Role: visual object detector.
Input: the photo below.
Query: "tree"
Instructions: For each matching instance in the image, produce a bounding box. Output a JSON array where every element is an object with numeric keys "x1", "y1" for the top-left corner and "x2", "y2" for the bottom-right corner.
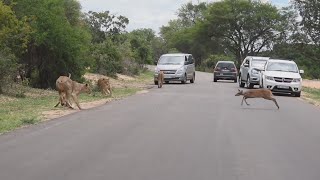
[
  {"x1": 177, "y1": 2, "x2": 207, "y2": 27},
  {"x1": 91, "y1": 39, "x2": 122, "y2": 77},
  {"x1": 12, "y1": 0, "x2": 91, "y2": 88},
  {"x1": 202, "y1": 0, "x2": 282, "y2": 65},
  {"x1": 294, "y1": 0, "x2": 320, "y2": 45},
  {"x1": 0, "y1": 2, "x2": 31, "y2": 93},
  {"x1": 85, "y1": 11, "x2": 129, "y2": 43}
]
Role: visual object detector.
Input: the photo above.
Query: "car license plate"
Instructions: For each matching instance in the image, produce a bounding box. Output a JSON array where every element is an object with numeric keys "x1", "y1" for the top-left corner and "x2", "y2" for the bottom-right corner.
[{"x1": 278, "y1": 85, "x2": 289, "y2": 89}]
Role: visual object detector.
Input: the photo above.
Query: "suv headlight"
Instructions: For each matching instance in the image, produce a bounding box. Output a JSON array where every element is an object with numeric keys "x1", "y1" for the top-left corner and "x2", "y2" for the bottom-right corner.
[
  {"x1": 251, "y1": 69, "x2": 259, "y2": 75},
  {"x1": 266, "y1": 76, "x2": 274, "y2": 81},
  {"x1": 176, "y1": 66, "x2": 185, "y2": 75},
  {"x1": 293, "y1": 78, "x2": 301, "y2": 82}
]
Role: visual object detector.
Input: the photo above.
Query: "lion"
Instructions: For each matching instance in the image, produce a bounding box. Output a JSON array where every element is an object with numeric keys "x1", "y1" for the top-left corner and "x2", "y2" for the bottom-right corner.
[
  {"x1": 158, "y1": 71, "x2": 164, "y2": 88},
  {"x1": 55, "y1": 74, "x2": 91, "y2": 110},
  {"x1": 97, "y1": 77, "x2": 112, "y2": 96}
]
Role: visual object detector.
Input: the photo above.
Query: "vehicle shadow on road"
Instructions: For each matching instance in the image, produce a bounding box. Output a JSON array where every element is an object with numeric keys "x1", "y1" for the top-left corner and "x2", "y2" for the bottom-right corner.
[{"x1": 240, "y1": 107, "x2": 279, "y2": 111}]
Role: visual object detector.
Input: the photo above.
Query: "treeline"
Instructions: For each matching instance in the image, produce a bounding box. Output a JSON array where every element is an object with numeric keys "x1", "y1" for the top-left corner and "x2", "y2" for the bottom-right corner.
[
  {"x1": 1, "y1": 0, "x2": 320, "y2": 93},
  {"x1": 0, "y1": 0, "x2": 167, "y2": 92},
  {"x1": 160, "y1": 0, "x2": 320, "y2": 79}
]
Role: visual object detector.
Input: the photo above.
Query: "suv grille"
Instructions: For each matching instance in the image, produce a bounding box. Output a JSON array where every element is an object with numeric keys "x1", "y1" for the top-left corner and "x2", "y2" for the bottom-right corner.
[
  {"x1": 162, "y1": 70, "x2": 176, "y2": 74},
  {"x1": 274, "y1": 77, "x2": 293, "y2": 83}
]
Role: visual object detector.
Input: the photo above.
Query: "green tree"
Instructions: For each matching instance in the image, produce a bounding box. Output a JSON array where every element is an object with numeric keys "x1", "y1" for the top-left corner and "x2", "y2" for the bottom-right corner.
[
  {"x1": 177, "y1": 2, "x2": 207, "y2": 27},
  {"x1": 0, "y1": 2, "x2": 31, "y2": 93},
  {"x1": 85, "y1": 11, "x2": 129, "y2": 43},
  {"x1": 91, "y1": 39, "x2": 122, "y2": 77},
  {"x1": 202, "y1": 0, "x2": 282, "y2": 65},
  {"x1": 12, "y1": 0, "x2": 91, "y2": 88},
  {"x1": 294, "y1": 0, "x2": 320, "y2": 45}
]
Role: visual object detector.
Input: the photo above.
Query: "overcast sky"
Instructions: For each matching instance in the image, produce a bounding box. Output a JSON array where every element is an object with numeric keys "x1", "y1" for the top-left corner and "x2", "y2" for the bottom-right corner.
[{"x1": 78, "y1": 0, "x2": 290, "y2": 34}]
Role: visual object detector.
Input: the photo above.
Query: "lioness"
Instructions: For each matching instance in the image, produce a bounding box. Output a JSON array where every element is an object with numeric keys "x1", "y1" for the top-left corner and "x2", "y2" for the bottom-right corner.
[
  {"x1": 158, "y1": 71, "x2": 164, "y2": 88},
  {"x1": 97, "y1": 77, "x2": 112, "y2": 96},
  {"x1": 55, "y1": 74, "x2": 91, "y2": 110}
]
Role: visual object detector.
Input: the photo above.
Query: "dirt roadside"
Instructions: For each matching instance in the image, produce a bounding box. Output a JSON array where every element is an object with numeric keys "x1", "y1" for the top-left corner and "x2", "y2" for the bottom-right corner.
[{"x1": 302, "y1": 79, "x2": 320, "y2": 89}]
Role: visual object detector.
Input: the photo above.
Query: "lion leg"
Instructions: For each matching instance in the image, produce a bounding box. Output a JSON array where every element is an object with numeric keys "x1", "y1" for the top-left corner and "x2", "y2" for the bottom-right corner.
[
  {"x1": 72, "y1": 93, "x2": 82, "y2": 110},
  {"x1": 65, "y1": 90, "x2": 74, "y2": 109}
]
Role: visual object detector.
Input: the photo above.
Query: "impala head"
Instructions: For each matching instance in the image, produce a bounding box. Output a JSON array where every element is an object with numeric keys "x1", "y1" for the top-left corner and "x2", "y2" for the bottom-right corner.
[{"x1": 235, "y1": 89, "x2": 244, "y2": 96}]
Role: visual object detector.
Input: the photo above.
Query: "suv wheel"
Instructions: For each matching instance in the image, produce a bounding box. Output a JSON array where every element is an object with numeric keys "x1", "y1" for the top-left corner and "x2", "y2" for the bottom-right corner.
[
  {"x1": 247, "y1": 75, "x2": 254, "y2": 89},
  {"x1": 294, "y1": 91, "x2": 301, "y2": 97},
  {"x1": 239, "y1": 75, "x2": 245, "y2": 87}
]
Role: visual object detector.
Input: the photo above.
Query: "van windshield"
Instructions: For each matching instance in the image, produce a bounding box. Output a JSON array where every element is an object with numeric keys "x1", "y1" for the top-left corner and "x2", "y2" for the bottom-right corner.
[
  {"x1": 266, "y1": 62, "x2": 298, "y2": 73},
  {"x1": 158, "y1": 56, "x2": 185, "y2": 65}
]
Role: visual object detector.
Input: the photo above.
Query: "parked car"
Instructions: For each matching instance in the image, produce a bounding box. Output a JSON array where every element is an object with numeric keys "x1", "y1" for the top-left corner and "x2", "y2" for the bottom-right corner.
[
  {"x1": 213, "y1": 61, "x2": 237, "y2": 82},
  {"x1": 239, "y1": 56, "x2": 270, "y2": 88},
  {"x1": 154, "y1": 53, "x2": 195, "y2": 84},
  {"x1": 260, "y1": 59, "x2": 304, "y2": 97}
]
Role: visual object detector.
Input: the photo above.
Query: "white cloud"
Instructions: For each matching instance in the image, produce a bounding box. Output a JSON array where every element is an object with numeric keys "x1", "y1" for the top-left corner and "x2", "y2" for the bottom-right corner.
[{"x1": 78, "y1": 0, "x2": 214, "y2": 34}]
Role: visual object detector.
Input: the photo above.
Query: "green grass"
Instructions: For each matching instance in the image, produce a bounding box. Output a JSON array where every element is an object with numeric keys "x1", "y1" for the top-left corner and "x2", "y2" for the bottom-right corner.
[
  {"x1": 303, "y1": 87, "x2": 320, "y2": 102},
  {"x1": 0, "y1": 71, "x2": 153, "y2": 134}
]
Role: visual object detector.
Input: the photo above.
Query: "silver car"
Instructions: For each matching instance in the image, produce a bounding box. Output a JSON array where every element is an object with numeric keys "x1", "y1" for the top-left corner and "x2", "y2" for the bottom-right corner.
[
  {"x1": 239, "y1": 56, "x2": 270, "y2": 88},
  {"x1": 154, "y1": 53, "x2": 196, "y2": 84}
]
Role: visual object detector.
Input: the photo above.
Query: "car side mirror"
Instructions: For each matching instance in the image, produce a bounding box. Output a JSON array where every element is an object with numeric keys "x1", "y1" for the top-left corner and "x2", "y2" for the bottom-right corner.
[
  {"x1": 299, "y1": 70, "x2": 304, "y2": 74},
  {"x1": 244, "y1": 63, "x2": 249, "y2": 67}
]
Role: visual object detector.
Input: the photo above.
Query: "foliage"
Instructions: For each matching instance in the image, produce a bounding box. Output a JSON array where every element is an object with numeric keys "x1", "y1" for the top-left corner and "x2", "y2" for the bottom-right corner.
[
  {"x1": 177, "y1": 2, "x2": 207, "y2": 27},
  {"x1": 0, "y1": 48, "x2": 17, "y2": 94},
  {"x1": 202, "y1": 0, "x2": 282, "y2": 65},
  {"x1": 11, "y1": 0, "x2": 91, "y2": 88},
  {"x1": 197, "y1": 54, "x2": 235, "y2": 72},
  {"x1": 84, "y1": 10, "x2": 129, "y2": 43},
  {"x1": 293, "y1": 0, "x2": 320, "y2": 45},
  {"x1": 90, "y1": 39, "x2": 122, "y2": 77}
]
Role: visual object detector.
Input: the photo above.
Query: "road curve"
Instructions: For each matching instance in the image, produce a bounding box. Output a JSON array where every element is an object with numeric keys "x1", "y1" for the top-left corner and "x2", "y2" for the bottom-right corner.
[{"x1": 1, "y1": 71, "x2": 320, "y2": 180}]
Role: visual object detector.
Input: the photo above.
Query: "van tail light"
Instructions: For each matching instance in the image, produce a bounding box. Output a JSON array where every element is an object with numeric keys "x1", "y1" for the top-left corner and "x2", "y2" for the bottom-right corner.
[{"x1": 231, "y1": 68, "x2": 236, "y2": 72}]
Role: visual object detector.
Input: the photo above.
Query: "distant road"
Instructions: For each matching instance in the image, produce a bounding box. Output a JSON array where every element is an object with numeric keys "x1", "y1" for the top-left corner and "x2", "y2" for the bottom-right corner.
[{"x1": 1, "y1": 71, "x2": 320, "y2": 180}]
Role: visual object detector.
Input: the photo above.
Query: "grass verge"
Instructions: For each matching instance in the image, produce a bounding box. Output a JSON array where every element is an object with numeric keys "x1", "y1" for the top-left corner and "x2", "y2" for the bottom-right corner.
[
  {"x1": 0, "y1": 71, "x2": 153, "y2": 134},
  {"x1": 302, "y1": 87, "x2": 320, "y2": 106}
]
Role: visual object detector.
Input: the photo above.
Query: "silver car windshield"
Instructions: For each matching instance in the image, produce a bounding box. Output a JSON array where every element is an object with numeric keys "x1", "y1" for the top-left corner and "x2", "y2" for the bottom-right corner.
[
  {"x1": 251, "y1": 60, "x2": 267, "y2": 68},
  {"x1": 158, "y1": 56, "x2": 185, "y2": 65},
  {"x1": 266, "y1": 62, "x2": 298, "y2": 73}
]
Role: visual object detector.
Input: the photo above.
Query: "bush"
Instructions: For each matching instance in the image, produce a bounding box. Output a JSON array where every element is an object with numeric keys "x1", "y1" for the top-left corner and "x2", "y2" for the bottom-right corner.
[
  {"x1": 91, "y1": 39, "x2": 123, "y2": 77},
  {"x1": 0, "y1": 48, "x2": 17, "y2": 94}
]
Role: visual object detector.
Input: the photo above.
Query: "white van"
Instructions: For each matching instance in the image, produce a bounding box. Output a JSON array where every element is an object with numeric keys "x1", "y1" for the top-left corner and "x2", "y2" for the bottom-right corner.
[{"x1": 154, "y1": 53, "x2": 195, "y2": 84}]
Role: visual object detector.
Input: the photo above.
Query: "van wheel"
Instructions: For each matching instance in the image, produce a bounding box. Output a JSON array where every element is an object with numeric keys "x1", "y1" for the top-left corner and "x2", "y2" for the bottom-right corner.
[
  {"x1": 181, "y1": 74, "x2": 187, "y2": 84},
  {"x1": 239, "y1": 75, "x2": 245, "y2": 87},
  {"x1": 190, "y1": 73, "x2": 195, "y2": 83}
]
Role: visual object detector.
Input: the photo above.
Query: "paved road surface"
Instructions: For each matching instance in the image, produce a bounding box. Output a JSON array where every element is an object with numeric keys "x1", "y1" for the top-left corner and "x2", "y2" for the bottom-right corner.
[{"x1": 1, "y1": 72, "x2": 320, "y2": 180}]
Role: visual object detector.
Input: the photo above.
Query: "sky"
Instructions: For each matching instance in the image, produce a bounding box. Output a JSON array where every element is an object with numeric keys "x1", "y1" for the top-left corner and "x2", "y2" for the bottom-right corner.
[{"x1": 78, "y1": 0, "x2": 290, "y2": 34}]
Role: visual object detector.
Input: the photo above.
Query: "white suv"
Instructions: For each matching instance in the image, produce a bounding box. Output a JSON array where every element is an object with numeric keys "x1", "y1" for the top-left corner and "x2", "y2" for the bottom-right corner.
[{"x1": 260, "y1": 59, "x2": 304, "y2": 97}]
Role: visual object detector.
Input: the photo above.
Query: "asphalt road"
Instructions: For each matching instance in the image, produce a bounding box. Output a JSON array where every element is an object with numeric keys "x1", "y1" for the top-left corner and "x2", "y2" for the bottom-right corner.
[{"x1": 1, "y1": 71, "x2": 320, "y2": 180}]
